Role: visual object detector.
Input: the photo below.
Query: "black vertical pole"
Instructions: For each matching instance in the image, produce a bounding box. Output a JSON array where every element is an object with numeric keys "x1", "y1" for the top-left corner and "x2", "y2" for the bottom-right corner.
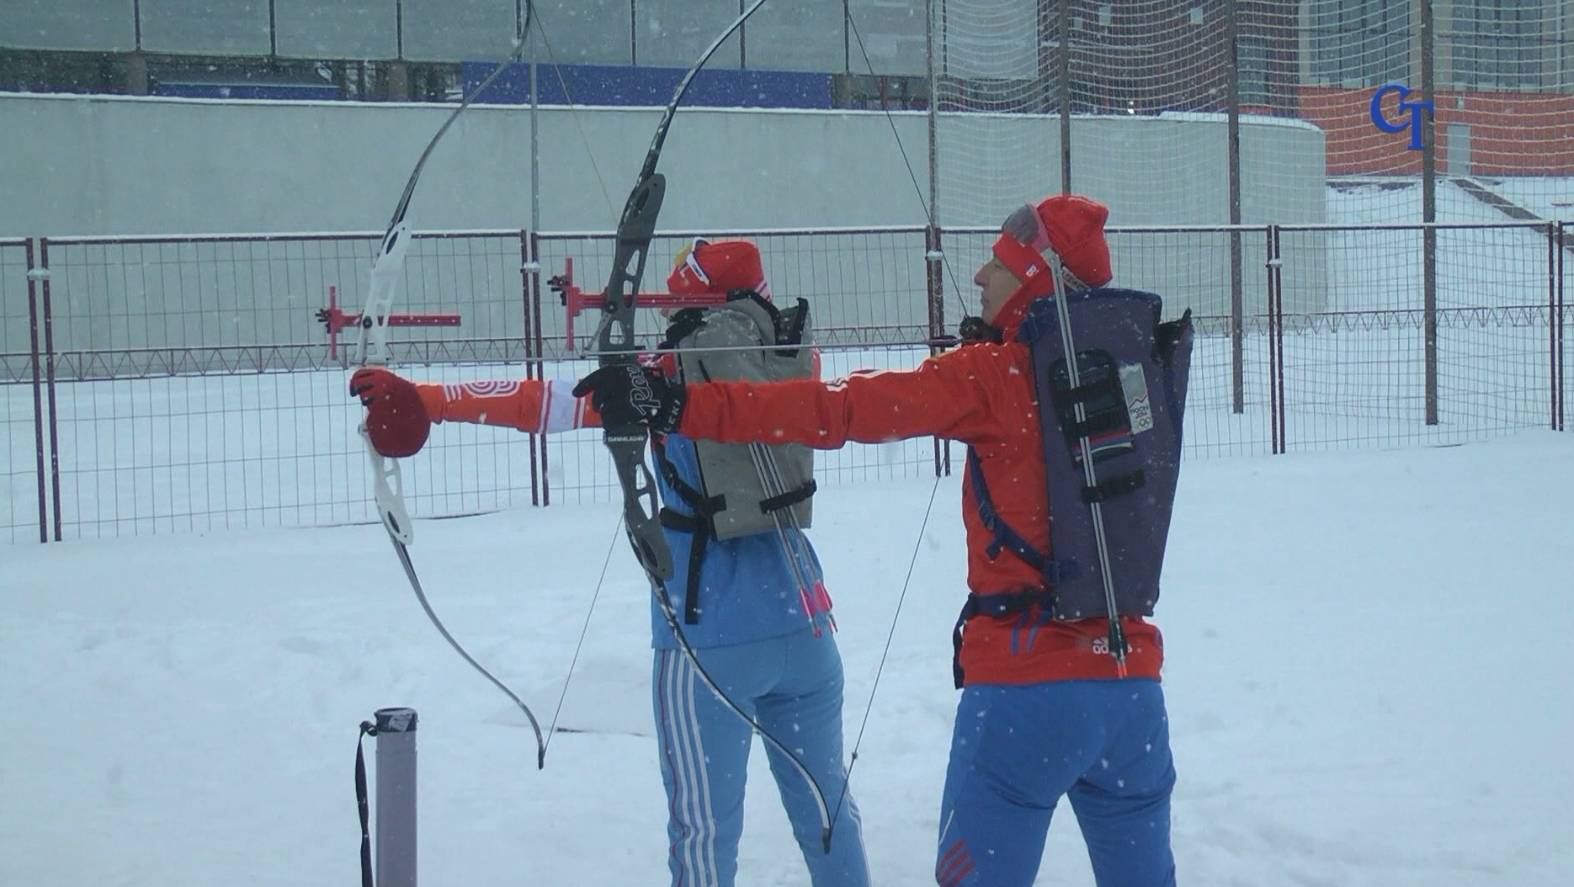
[
  {"x1": 521, "y1": 231, "x2": 539, "y2": 507},
  {"x1": 528, "y1": 31, "x2": 542, "y2": 506},
  {"x1": 1421, "y1": 0, "x2": 1438, "y2": 425},
  {"x1": 1559, "y1": 222, "x2": 1566, "y2": 432},
  {"x1": 1275, "y1": 225, "x2": 1286, "y2": 452},
  {"x1": 1058, "y1": 0, "x2": 1072, "y2": 192},
  {"x1": 843, "y1": 0, "x2": 851, "y2": 73},
  {"x1": 40, "y1": 239, "x2": 62, "y2": 540},
  {"x1": 927, "y1": 0, "x2": 949, "y2": 476},
  {"x1": 1226, "y1": 0, "x2": 1244, "y2": 414},
  {"x1": 531, "y1": 233, "x2": 550, "y2": 507},
  {"x1": 1555, "y1": 220, "x2": 1567, "y2": 430},
  {"x1": 1267, "y1": 226, "x2": 1286, "y2": 454},
  {"x1": 1550, "y1": 223, "x2": 1560, "y2": 431},
  {"x1": 26, "y1": 240, "x2": 47, "y2": 543}
]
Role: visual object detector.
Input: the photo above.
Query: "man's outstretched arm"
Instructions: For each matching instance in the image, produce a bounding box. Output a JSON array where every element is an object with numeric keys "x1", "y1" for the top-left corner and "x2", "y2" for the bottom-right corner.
[{"x1": 678, "y1": 352, "x2": 996, "y2": 448}]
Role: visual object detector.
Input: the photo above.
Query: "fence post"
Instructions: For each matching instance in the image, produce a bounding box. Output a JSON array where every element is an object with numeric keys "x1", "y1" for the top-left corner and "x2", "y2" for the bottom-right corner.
[
  {"x1": 373, "y1": 707, "x2": 418, "y2": 887},
  {"x1": 1058, "y1": 0, "x2": 1072, "y2": 191},
  {"x1": 1275, "y1": 226, "x2": 1286, "y2": 452},
  {"x1": 1266, "y1": 226, "x2": 1284, "y2": 454},
  {"x1": 521, "y1": 229, "x2": 540, "y2": 507},
  {"x1": 530, "y1": 231, "x2": 550, "y2": 506},
  {"x1": 1559, "y1": 222, "x2": 1566, "y2": 432},
  {"x1": 1420, "y1": 0, "x2": 1439, "y2": 426},
  {"x1": 1551, "y1": 223, "x2": 1559, "y2": 431},
  {"x1": 40, "y1": 238, "x2": 62, "y2": 540},
  {"x1": 1225, "y1": 0, "x2": 1245, "y2": 415},
  {"x1": 926, "y1": 224, "x2": 950, "y2": 477},
  {"x1": 25, "y1": 239, "x2": 48, "y2": 543},
  {"x1": 925, "y1": 2, "x2": 951, "y2": 479}
]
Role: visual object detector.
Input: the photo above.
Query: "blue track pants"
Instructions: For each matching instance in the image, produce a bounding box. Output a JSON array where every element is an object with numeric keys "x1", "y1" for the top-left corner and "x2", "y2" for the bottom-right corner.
[{"x1": 936, "y1": 680, "x2": 1176, "y2": 887}]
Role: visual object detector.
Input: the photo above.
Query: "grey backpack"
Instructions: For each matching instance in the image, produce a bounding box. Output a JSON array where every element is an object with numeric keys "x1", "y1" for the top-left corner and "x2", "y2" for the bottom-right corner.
[{"x1": 663, "y1": 291, "x2": 815, "y2": 540}]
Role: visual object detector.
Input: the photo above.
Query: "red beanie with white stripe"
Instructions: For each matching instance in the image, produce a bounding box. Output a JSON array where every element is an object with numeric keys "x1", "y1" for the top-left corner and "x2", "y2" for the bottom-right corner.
[
  {"x1": 992, "y1": 194, "x2": 1113, "y2": 300},
  {"x1": 667, "y1": 238, "x2": 772, "y2": 299}
]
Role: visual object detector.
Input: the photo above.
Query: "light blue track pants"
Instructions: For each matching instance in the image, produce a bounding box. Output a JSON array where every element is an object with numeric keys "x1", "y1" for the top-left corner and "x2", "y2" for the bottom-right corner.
[{"x1": 652, "y1": 628, "x2": 870, "y2": 887}]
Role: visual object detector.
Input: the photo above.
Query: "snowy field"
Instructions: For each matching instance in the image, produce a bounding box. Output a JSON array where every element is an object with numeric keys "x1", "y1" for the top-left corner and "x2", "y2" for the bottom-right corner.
[{"x1": 4, "y1": 430, "x2": 1572, "y2": 887}]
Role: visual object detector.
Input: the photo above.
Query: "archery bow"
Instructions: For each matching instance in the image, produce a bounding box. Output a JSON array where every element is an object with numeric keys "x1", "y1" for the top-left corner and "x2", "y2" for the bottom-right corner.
[
  {"x1": 354, "y1": 7, "x2": 547, "y2": 767},
  {"x1": 588, "y1": 0, "x2": 836, "y2": 852}
]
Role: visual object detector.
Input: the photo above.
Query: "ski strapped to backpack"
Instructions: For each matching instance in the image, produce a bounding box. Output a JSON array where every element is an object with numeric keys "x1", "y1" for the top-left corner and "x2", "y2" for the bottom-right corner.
[
  {"x1": 652, "y1": 289, "x2": 820, "y2": 625},
  {"x1": 953, "y1": 287, "x2": 1194, "y2": 686}
]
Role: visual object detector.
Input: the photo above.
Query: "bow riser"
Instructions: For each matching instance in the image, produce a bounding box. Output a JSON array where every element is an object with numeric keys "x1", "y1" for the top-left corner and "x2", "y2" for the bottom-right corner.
[
  {"x1": 354, "y1": 221, "x2": 413, "y2": 369},
  {"x1": 594, "y1": 173, "x2": 673, "y2": 579}
]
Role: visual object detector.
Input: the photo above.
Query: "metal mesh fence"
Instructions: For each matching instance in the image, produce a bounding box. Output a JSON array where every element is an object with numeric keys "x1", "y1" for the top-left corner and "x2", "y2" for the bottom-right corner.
[
  {"x1": 1276, "y1": 222, "x2": 1559, "y2": 450},
  {"x1": 532, "y1": 227, "x2": 936, "y2": 358},
  {"x1": 0, "y1": 223, "x2": 1566, "y2": 543},
  {"x1": 24, "y1": 232, "x2": 529, "y2": 380}
]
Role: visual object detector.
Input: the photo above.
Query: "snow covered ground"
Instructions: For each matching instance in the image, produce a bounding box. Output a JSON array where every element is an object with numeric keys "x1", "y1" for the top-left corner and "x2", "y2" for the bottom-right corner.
[
  {"x1": 1481, "y1": 176, "x2": 1574, "y2": 223},
  {"x1": 4, "y1": 430, "x2": 1571, "y2": 886}
]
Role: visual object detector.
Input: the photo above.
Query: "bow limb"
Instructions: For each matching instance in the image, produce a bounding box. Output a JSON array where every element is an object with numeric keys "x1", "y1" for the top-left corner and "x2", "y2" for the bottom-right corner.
[
  {"x1": 589, "y1": 0, "x2": 837, "y2": 851},
  {"x1": 354, "y1": 7, "x2": 547, "y2": 767}
]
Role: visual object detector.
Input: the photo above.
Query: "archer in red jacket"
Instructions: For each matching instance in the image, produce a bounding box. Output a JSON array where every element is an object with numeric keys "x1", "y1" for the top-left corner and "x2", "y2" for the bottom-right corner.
[{"x1": 577, "y1": 195, "x2": 1180, "y2": 886}]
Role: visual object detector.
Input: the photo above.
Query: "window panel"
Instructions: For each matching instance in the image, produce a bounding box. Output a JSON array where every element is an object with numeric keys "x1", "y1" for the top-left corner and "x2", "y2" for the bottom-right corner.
[
  {"x1": 635, "y1": 0, "x2": 740, "y2": 69},
  {"x1": 1447, "y1": 0, "x2": 1547, "y2": 89},
  {"x1": 0, "y1": 0, "x2": 137, "y2": 51},
  {"x1": 745, "y1": 0, "x2": 845, "y2": 72},
  {"x1": 844, "y1": 0, "x2": 927, "y2": 77},
  {"x1": 274, "y1": 0, "x2": 397, "y2": 59},
  {"x1": 140, "y1": 0, "x2": 271, "y2": 55},
  {"x1": 401, "y1": 0, "x2": 519, "y2": 63},
  {"x1": 530, "y1": 0, "x2": 633, "y2": 65},
  {"x1": 1305, "y1": 0, "x2": 1409, "y2": 87}
]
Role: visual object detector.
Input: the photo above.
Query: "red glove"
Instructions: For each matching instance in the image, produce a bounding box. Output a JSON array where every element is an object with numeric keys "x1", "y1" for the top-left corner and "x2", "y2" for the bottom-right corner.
[{"x1": 350, "y1": 367, "x2": 431, "y2": 458}]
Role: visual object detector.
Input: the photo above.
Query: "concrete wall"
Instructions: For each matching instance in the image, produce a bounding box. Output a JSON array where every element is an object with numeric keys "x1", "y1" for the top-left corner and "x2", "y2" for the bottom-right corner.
[
  {"x1": 0, "y1": 92, "x2": 941, "y2": 236},
  {"x1": 2, "y1": 92, "x2": 1325, "y2": 235},
  {"x1": 0, "y1": 92, "x2": 1327, "y2": 365}
]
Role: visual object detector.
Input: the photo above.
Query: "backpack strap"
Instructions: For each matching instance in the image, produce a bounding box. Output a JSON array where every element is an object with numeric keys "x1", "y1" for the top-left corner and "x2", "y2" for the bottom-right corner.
[
  {"x1": 759, "y1": 479, "x2": 817, "y2": 514},
  {"x1": 950, "y1": 588, "x2": 1058, "y2": 688},
  {"x1": 652, "y1": 437, "x2": 726, "y2": 625},
  {"x1": 966, "y1": 448, "x2": 1078, "y2": 584}
]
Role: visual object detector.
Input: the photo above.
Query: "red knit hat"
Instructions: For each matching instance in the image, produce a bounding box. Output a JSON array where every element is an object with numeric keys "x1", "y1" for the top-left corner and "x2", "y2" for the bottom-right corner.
[
  {"x1": 992, "y1": 194, "x2": 1113, "y2": 300},
  {"x1": 667, "y1": 238, "x2": 771, "y2": 298}
]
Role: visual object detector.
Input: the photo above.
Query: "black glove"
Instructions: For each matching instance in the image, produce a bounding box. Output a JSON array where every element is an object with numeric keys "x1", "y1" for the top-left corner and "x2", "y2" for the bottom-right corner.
[
  {"x1": 572, "y1": 364, "x2": 686, "y2": 432},
  {"x1": 958, "y1": 315, "x2": 1003, "y2": 344}
]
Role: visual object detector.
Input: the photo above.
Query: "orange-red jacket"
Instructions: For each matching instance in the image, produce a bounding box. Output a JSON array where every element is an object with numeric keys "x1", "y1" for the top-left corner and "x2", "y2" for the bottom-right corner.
[
  {"x1": 677, "y1": 297, "x2": 1163, "y2": 685},
  {"x1": 411, "y1": 352, "x2": 701, "y2": 432},
  {"x1": 414, "y1": 378, "x2": 599, "y2": 433}
]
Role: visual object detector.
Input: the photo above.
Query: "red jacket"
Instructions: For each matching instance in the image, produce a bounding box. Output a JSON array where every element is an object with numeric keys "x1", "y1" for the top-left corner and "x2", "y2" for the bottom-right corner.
[
  {"x1": 678, "y1": 295, "x2": 1163, "y2": 685},
  {"x1": 414, "y1": 378, "x2": 598, "y2": 434}
]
